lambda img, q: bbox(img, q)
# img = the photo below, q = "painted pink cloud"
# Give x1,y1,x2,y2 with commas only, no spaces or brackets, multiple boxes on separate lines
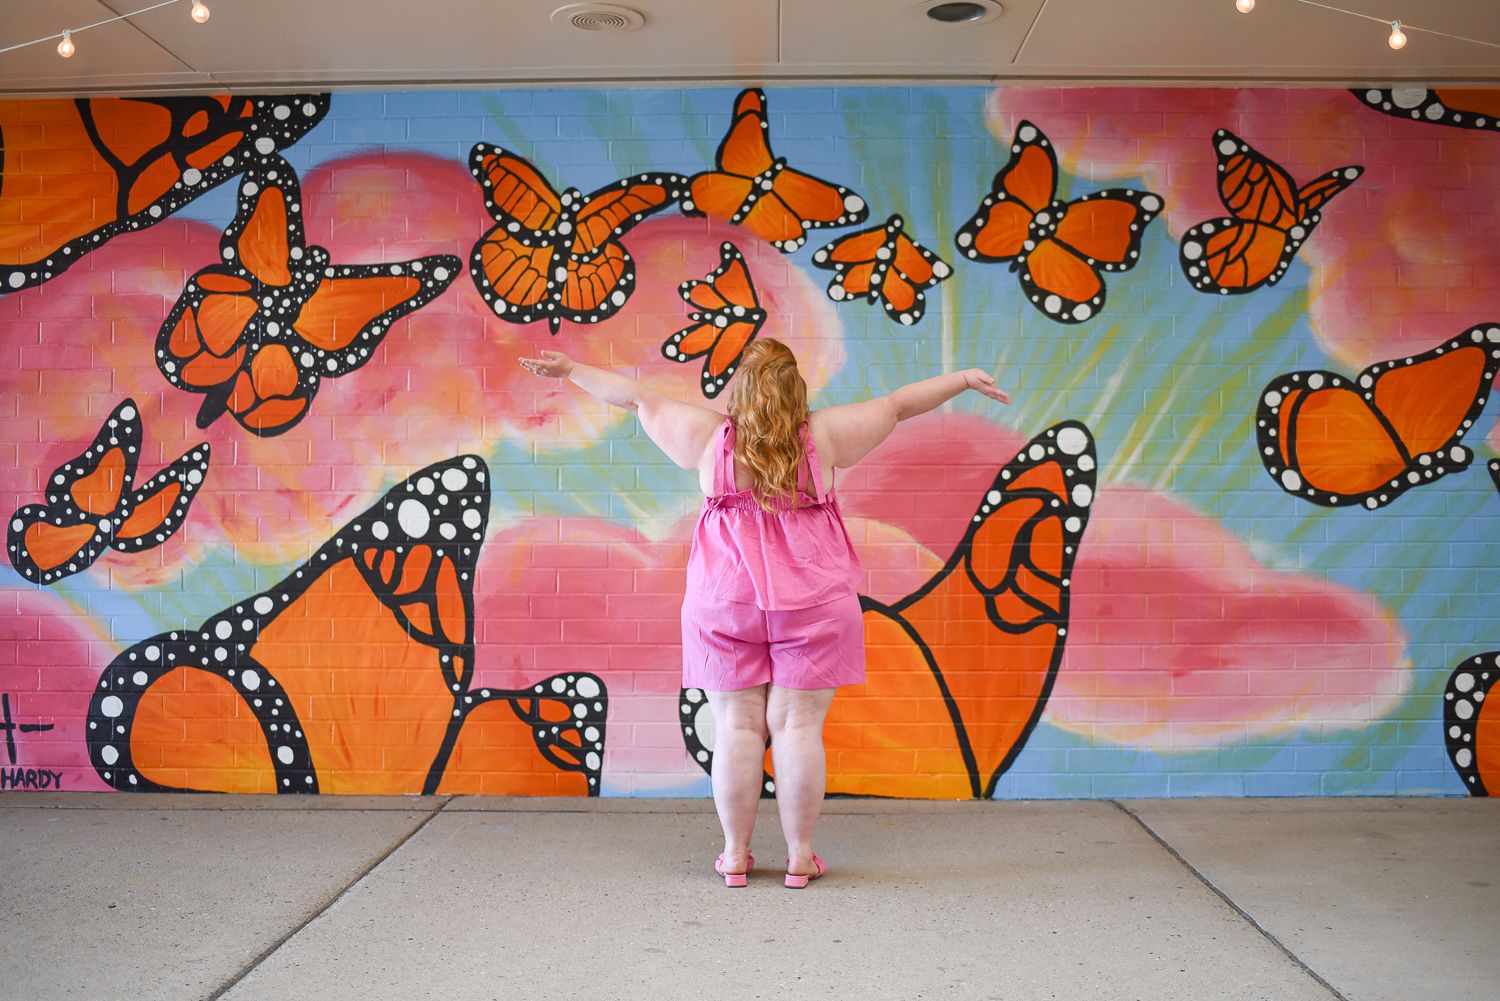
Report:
0,152,844,569
842,414,1411,747
984,87,1500,388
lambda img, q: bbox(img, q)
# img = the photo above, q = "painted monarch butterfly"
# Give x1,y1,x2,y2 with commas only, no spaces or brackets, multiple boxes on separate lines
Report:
660,241,767,399
1256,327,1498,510
681,421,1097,799
955,121,1162,324
7,399,209,585
1354,87,1500,132
1444,652,1500,795
1179,129,1362,296
1,94,329,295
683,88,868,253
467,143,689,334
811,214,952,326
86,455,607,796
155,155,460,437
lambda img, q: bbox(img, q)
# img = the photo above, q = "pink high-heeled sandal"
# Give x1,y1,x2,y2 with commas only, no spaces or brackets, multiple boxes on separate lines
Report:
715,851,754,887
784,854,826,888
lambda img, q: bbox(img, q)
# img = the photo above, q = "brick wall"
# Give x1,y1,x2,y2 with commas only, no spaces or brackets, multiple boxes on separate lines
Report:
1,86,1496,798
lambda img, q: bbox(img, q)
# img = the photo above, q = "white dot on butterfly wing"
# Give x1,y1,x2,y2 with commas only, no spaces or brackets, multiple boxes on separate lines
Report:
398,499,430,538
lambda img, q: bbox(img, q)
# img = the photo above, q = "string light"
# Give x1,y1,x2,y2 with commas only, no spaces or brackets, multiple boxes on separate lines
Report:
1231,0,1500,52
0,0,206,59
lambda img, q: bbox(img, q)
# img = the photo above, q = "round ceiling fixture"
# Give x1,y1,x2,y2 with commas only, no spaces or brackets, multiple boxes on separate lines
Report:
918,0,1002,24
551,4,645,32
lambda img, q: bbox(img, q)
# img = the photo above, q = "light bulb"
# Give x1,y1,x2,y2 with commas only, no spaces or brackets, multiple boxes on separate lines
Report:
1236,0,1254,12
191,2,210,23
1388,20,1407,49
57,30,75,58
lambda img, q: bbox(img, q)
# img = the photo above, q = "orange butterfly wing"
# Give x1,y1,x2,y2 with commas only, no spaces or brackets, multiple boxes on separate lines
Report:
1256,329,1496,508
955,123,1059,263
89,456,608,796
1445,652,1500,795
1,94,329,294
959,122,1162,324
8,400,210,583
678,422,1097,799
8,400,142,583
157,156,459,436
467,143,684,331
813,215,953,325
661,242,767,398
684,88,867,252
1180,129,1361,295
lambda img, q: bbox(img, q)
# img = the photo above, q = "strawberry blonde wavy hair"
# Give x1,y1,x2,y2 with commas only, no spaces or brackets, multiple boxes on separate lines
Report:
726,338,810,512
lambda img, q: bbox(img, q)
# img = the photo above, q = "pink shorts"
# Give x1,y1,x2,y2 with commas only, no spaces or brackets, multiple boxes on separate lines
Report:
681,591,866,692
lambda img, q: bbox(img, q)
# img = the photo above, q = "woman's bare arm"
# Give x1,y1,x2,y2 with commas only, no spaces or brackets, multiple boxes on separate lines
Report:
519,350,722,470
812,369,1010,471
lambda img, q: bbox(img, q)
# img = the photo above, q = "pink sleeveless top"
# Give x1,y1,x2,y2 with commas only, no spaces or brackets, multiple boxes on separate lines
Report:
687,419,862,611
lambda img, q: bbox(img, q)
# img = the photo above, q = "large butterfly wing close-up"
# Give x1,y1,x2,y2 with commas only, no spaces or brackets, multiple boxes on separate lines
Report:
1256,327,1498,509
679,422,1097,799
467,142,686,333
87,455,608,796
1180,129,1362,295
661,241,767,398
956,121,1162,324
1,94,329,295
683,88,868,253
1445,652,1500,795
812,214,952,326
1354,87,1500,132
7,399,210,584
156,156,459,436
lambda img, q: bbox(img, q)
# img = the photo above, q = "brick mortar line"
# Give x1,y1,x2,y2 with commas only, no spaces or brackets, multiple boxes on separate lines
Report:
1110,800,1350,1001
202,795,453,1001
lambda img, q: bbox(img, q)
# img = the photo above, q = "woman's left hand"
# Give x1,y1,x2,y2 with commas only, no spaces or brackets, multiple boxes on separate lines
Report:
519,350,576,379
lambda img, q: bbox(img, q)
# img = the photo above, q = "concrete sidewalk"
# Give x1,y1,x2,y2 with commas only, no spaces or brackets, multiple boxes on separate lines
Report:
2,795,1494,1001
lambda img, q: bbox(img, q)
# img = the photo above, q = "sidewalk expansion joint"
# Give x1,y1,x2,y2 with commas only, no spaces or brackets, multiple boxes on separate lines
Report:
203,794,454,1001
1110,800,1350,1001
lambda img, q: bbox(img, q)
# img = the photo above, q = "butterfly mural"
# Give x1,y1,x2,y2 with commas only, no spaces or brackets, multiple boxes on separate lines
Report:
1179,129,1362,296
1256,328,1497,509
1444,652,1500,795
7,400,209,585
683,88,868,253
86,455,607,796
955,121,1162,324
1354,88,1500,132
811,214,951,326
155,156,460,436
660,241,768,398
467,143,689,333
1,94,329,295
682,421,1097,799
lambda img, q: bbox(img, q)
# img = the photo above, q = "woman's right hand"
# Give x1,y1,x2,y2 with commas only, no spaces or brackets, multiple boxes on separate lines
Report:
519,350,576,379
963,369,1011,405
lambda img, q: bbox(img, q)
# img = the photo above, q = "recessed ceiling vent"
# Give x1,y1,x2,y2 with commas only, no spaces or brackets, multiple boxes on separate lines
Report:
551,4,645,32
916,0,1002,24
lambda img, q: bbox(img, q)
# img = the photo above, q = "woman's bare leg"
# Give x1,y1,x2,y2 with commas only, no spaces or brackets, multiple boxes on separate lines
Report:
765,685,837,876
705,684,770,873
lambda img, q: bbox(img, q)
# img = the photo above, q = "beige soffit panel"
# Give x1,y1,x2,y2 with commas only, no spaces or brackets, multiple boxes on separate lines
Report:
778,0,1047,76
0,0,199,91
1013,0,1500,83
97,0,779,86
